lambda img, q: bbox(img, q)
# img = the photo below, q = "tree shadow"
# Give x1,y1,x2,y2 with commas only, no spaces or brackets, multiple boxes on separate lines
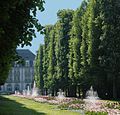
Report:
0,95,46,115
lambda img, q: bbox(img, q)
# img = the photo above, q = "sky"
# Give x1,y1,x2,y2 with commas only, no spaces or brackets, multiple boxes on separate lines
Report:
18,0,82,54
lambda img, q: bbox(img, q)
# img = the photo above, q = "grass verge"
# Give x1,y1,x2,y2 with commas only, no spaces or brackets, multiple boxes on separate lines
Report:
0,95,80,115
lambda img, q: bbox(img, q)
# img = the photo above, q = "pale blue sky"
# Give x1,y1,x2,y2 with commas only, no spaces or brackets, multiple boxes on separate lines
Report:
18,0,82,54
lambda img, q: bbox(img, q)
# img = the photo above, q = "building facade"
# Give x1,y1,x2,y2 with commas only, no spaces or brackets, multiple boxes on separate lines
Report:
0,49,35,93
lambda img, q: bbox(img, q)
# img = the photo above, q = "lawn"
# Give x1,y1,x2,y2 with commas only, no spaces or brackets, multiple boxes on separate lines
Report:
0,95,80,115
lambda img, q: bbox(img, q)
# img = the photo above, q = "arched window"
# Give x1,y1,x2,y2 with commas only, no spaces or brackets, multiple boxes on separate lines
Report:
14,84,20,91
25,68,31,82
25,84,30,90
7,84,12,91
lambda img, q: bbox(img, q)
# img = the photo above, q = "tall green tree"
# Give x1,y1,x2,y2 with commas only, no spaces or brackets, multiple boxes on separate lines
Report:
34,51,39,87
47,27,57,95
34,45,44,94
80,0,91,95
85,0,106,98
68,1,87,97
42,25,53,93
55,10,74,94
99,0,120,99
34,0,120,99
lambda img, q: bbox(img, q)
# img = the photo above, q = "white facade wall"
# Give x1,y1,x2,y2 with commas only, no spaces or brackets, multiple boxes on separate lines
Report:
0,62,34,93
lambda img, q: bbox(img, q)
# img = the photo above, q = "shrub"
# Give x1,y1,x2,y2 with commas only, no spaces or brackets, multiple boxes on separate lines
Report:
57,99,85,110
105,101,120,109
85,111,108,115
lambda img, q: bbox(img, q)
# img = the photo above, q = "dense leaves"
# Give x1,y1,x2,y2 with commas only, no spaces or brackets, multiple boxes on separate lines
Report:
0,0,44,85
35,0,120,99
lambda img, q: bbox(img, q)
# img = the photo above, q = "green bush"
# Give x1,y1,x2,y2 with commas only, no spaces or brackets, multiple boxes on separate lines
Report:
69,99,84,104
57,99,84,110
58,103,69,110
105,101,120,109
85,111,108,115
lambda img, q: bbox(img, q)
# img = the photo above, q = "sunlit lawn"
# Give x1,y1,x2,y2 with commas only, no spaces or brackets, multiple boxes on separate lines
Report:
0,95,80,115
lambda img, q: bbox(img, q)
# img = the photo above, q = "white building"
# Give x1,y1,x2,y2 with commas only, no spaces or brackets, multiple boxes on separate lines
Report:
0,49,35,93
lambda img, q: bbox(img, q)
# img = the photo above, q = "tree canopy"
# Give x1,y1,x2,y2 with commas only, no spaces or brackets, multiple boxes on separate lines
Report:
35,0,120,99
0,0,45,85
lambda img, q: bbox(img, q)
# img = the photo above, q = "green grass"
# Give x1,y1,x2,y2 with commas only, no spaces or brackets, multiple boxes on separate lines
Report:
0,95,80,115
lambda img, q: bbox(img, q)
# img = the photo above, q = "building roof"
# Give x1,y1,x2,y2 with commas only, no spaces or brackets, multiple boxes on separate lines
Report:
16,49,35,61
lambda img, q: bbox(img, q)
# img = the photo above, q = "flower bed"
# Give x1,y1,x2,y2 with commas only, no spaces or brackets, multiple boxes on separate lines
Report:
85,111,107,115
105,101,120,109
84,99,120,115
13,94,120,115
58,99,85,110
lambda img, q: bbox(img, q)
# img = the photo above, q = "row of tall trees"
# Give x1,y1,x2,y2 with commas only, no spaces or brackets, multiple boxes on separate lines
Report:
35,0,120,99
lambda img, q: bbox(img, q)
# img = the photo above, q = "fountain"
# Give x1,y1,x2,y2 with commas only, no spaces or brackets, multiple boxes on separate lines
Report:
57,89,65,100
84,86,100,111
86,86,99,100
32,81,39,97
15,90,20,95
21,81,39,97
26,85,31,96
22,90,26,96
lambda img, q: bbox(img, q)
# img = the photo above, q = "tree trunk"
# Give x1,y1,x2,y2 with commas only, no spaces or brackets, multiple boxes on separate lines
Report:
68,85,76,97
113,76,117,99
52,88,54,96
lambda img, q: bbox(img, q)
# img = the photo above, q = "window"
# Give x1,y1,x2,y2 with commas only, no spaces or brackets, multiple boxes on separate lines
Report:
26,61,29,67
25,68,31,83
25,68,30,76
31,70,34,76
14,69,20,82
14,84,20,91
7,84,12,91
14,62,17,67
9,70,12,81
17,64,19,67
25,84,30,90
25,78,31,83
30,60,34,67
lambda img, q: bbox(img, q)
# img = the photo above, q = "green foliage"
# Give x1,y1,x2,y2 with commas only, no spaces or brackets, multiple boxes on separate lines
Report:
85,111,108,115
98,0,120,99
55,9,74,91
58,99,84,110
0,0,45,85
105,101,120,109
35,0,120,99
34,45,44,93
68,0,88,97
47,27,56,91
42,25,53,89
